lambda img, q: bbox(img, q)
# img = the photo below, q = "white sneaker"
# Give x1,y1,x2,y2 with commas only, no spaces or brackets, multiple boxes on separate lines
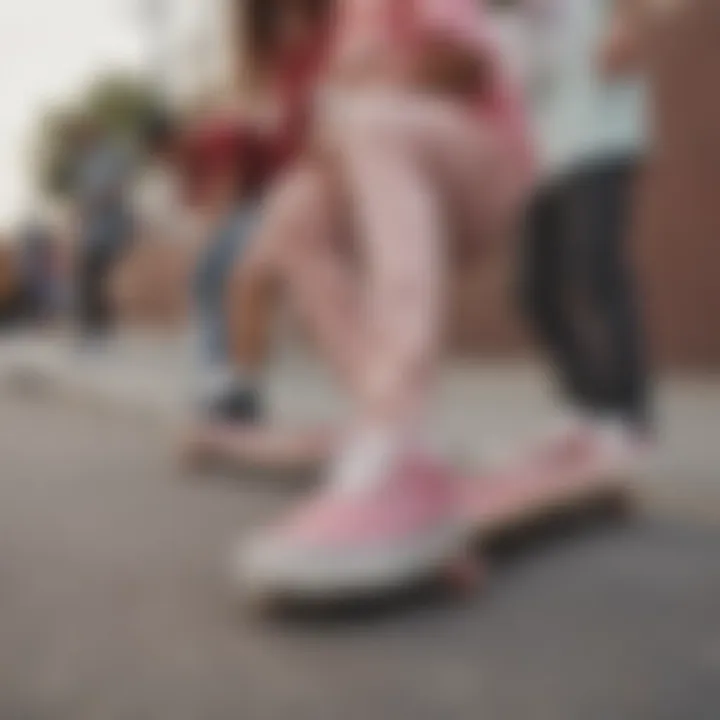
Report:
592,417,653,477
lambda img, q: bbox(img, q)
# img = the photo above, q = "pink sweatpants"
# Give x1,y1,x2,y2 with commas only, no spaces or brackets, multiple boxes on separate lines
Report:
243,88,527,433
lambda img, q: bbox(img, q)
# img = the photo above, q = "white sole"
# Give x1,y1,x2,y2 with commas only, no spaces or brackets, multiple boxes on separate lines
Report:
235,518,472,603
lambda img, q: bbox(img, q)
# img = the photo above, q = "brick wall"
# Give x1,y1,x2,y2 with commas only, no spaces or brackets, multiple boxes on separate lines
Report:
453,0,720,371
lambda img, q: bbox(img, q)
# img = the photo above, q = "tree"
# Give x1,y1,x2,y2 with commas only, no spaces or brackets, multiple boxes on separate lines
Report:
83,74,158,139
35,107,82,199
32,73,160,200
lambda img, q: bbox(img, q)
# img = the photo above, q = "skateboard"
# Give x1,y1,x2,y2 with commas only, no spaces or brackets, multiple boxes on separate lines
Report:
465,453,633,546
181,422,338,478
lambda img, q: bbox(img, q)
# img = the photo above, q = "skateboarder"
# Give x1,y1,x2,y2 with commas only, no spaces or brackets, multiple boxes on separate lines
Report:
72,119,134,346
186,0,331,427
232,0,535,598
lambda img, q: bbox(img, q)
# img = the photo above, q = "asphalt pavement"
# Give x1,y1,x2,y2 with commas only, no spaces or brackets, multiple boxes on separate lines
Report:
1,394,719,720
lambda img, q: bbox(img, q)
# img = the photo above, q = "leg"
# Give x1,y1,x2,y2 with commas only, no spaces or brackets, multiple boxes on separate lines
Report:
193,206,260,421
194,208,249,368
509,160,653,488
296,90,524,414
77,242,109,340
337,128,442,430
238,163,366,394
239,95,507,597
463,171,648,540
226,257,276,373
520,183,598,411
578,159,650,430
185,163,359,466
92,210,132,339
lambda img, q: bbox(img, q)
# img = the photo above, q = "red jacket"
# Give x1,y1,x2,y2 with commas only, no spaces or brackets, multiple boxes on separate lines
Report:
181,36,329,209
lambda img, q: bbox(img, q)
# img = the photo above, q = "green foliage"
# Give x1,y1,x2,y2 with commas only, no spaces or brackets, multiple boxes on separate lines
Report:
33,74,159,199
84,74,158,139
35,108,80,198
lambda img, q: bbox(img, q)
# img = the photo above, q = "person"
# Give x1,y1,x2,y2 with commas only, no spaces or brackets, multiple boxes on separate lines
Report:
491,0,660,477
0,243,25,327
72,119,134,346
17,216,59,324
185,0,331,425
232,0,534,596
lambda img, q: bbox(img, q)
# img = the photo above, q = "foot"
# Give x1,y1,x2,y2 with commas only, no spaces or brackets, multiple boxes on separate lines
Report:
203,385,263,425
236,444,469,599
194,365,263,425
182,386,263,470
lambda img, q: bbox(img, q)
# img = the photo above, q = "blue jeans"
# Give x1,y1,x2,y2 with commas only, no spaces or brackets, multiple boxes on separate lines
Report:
193,204,258,367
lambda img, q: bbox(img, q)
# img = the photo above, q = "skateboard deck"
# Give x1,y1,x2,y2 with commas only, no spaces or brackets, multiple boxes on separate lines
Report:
182,423,338,476
465,454,632,544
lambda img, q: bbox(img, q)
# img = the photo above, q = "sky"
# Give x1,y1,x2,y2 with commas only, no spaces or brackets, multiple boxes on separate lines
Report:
0,0,230,233
0,0,147,229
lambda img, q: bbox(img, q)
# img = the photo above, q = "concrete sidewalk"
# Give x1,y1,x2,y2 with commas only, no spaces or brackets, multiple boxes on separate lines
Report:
0,332,356,435
1,331,719,521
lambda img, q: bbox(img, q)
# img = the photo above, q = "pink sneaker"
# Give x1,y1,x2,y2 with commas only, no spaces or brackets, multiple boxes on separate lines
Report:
236,452,470,599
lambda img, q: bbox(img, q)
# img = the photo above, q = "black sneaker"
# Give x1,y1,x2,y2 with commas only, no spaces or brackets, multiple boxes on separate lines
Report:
204,386,263,425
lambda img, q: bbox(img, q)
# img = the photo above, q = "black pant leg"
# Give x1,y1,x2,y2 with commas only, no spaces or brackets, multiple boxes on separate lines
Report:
519,184,597,408
573,159,651,428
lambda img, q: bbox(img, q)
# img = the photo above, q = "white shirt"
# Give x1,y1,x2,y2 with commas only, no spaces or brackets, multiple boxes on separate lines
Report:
491,0,648,180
